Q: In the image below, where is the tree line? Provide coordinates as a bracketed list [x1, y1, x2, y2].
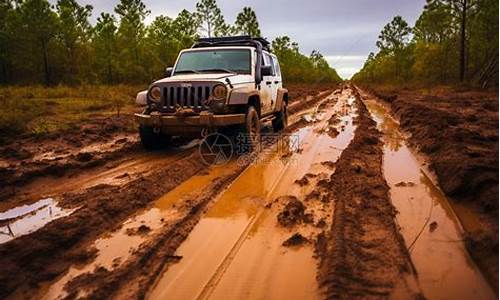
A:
[352, 0, 498, 88]
[0, 0, 341, 86]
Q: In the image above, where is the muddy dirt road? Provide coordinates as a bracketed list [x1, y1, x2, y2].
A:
[0, 85, 496, 300]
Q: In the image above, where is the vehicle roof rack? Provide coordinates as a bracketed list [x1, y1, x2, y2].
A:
[192, 35, 271, 52]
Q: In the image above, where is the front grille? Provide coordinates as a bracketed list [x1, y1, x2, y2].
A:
[160, 83, 213, 112]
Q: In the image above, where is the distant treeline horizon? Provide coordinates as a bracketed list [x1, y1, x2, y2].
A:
[353, 0, 498, 88]
[0, 0, 342, 86]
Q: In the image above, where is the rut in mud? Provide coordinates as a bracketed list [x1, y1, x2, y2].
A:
[317, 88, 421, 299]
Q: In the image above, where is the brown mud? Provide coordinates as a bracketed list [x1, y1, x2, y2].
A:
[318, 87, 422, 299]
[2, 83, 495, 300]
[0, 85, 335, 299]
[366, 85, 499, 291]
[147, 88, 353, 300]
[0, 114, 139, 201]
[0, 150, 206, 299]
[361, 90, 495, 300]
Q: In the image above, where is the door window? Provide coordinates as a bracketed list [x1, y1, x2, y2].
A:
[263, 53, 275, 76]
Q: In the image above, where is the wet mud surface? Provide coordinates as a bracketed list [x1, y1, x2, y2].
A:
[366, 86, 499, 291]
[0, 115, 140, 201]
[0, 85, 336, 299]
[147, 88, 353, 300]
[362, 93, 495, 300]
[0, 83, 496, 300]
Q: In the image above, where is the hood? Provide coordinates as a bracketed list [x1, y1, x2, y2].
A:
[154, 73, 253, 85]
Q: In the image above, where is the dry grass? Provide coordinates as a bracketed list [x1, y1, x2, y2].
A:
[0, 84, 145, 143]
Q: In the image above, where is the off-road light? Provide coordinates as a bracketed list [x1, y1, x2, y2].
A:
[212, 84, 227, 100]
[150, 86, 161, 102]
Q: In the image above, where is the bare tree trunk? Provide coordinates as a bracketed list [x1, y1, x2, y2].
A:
[41, 38, 50, 85]
[459, 0, 467, 81]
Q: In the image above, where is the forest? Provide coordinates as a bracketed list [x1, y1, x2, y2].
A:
[0, 0, 342, 85]
[352, 0, 498, 88]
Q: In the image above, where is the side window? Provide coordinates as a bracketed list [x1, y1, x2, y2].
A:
[272, 56, 281, 77]
[263, 53, 275, 76]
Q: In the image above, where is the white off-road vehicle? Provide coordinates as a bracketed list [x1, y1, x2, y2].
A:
[135, 36, 289, 149]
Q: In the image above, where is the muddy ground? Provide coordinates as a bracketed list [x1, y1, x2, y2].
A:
[0, 83, 496, 300]
[0, 84, 336, 299]
[366, 85, 499, 291]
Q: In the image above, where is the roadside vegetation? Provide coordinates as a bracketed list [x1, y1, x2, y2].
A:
[352, 0, 498, 88]
[0, 0, 341, 143]
[0, 85, 140, 144]
[0, 0, 341, 85]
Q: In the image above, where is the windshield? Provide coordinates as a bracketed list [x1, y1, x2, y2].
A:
[174, 49, 252, 75]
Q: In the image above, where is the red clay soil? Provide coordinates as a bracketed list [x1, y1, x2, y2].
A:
[368, 85, 499, 291]
[318, 87, 422, 299]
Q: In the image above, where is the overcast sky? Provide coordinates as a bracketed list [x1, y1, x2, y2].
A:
[70, 0, 426, 79]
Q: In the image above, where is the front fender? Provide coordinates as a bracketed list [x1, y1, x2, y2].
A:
[228, 85, 259, 105]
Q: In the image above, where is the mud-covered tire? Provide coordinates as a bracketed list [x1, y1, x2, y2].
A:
[239, 106, 261, 151]
[272, 103, 288, 132]
[139, 126, 170, 150]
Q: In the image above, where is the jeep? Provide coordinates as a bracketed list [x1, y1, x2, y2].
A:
[134, 36, 289, 150]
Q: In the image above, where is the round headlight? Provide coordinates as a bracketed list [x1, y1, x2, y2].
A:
[212, 84, 227, 100]
[150, 86, 161, 102]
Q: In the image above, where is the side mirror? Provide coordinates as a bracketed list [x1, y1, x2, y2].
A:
[165, 67, 173, 77]
[261, 65, 273, 77]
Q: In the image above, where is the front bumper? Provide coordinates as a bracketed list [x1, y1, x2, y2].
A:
[134, 111, 245, 134]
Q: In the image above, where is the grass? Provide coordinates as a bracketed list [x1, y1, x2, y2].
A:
[0, 84, 145, 144]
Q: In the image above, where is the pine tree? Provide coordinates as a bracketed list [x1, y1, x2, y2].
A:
[234, 7, 261, 37]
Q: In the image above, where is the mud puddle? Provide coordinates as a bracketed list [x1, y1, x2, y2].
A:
[363, 96, 495, 300]
[37, 159, 239, 300]
[0, 198, 76, 244]
[148, 89, 357, 300]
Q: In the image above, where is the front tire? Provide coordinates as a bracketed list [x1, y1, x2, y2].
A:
[139, 126, 170, 150]
[239, 106, 261, 152]
[272, 102, 288, 132]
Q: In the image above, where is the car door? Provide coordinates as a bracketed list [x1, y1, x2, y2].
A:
[270, 55, 282, 112]
[260, 52, 275, 115]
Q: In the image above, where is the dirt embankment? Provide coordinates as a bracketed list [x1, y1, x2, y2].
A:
[367, 86, 499, 289]
[370, 87, 498, 212]
[318, 87, 422, 299]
